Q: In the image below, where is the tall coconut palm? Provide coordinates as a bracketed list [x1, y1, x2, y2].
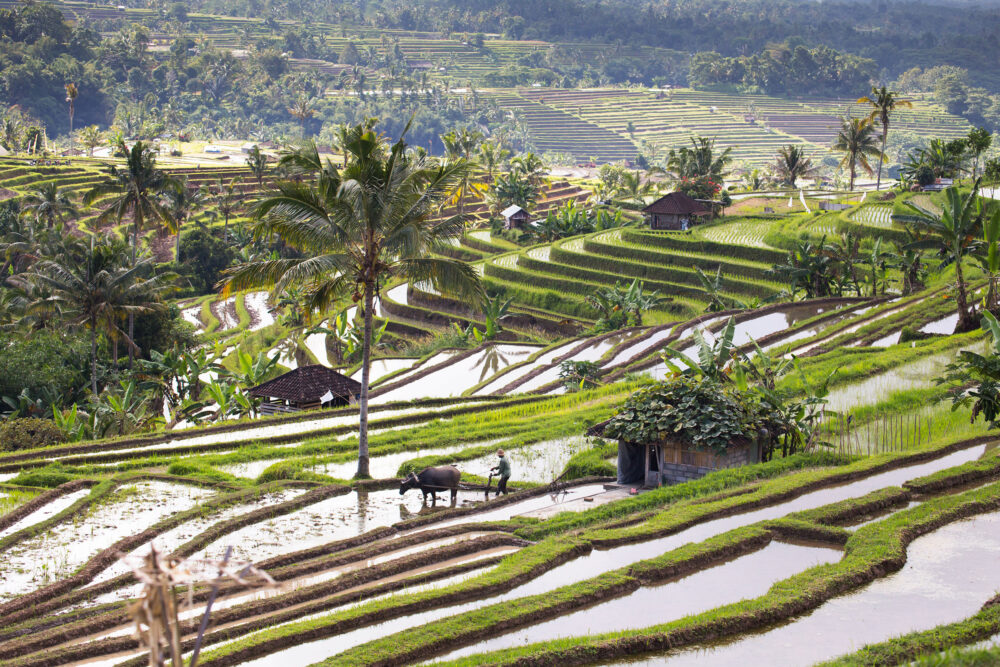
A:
[83, 141, 179, 364]
[76, 125, 103, 157]
[18, 236, 170, 394]
[857, 86, 911, 191]
[164, 178, 210, 261]
[893, 184, 984, 332]
[773, 145, 816, 188]
[21, 182, 78, 228]
[287, 95, 315, 137]
[65, 83, 78, 154]
[441, 127, 484, 217]
[215, 177, 241, 237]
[222, 125, 482, 478]
[831, 117, 883, 191]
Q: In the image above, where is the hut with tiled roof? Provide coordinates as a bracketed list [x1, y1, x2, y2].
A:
[249, 365, 362, 415]
[641, 192, 711, 231]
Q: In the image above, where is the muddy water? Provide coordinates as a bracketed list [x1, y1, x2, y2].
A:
[311, 440, 505, 480]
[91, 489, 307, 589]
[473, 341, 578, 395]
[516, 333, 640, 393]
[458, 436, 596, 483]
[622, 510, 1000, 666]
[600, 328, 678, 370]
[0, 489, 91, 539]
[434, 542, 842, 662]
[303, 325, 330, 367]
[0, 482, 213, 602]
[371, 350, 463, 392]
[374, 345, 542, 402]
[190, 487, 495, 564]
[244, 291, 275, 330]
[222, 448, 986, 665]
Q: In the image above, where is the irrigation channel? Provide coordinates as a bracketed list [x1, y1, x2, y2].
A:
[119, 440, 991, 667]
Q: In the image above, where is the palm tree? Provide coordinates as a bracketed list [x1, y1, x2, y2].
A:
[773, 145, 816, 188]
[244, 147, 269, 190]
[215, 177, 241, 237]
[65, 83, 78, 154]
[666, 136, 733, 180]
[831, 117, 883, 191]
[21, 183, 78, 228]
[857, 86, 911, 191]
[966, 127, 993, 181]
[616, 169, 659, 204]
[76, 125, 103, 157]
[893, 184, 984, 332]
[222, 125, 482, 478]
[478, 141, 509, 183]
[287, 95, 315, 137]
[83, 141, 179, 364]
[164, 179, 210, 261]
[19, 236, 170, 394]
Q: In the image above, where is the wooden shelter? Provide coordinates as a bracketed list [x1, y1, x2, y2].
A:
[500, 204, 531, 230]
[588, 421, 762, 488]
[249, 365, 362, 415]
[641, 192, 711, 231]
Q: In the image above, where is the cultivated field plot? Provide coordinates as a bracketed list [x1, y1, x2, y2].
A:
[490, 88, 971, 166]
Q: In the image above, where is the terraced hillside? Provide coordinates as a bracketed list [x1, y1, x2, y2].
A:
[498, 88, 971, 166]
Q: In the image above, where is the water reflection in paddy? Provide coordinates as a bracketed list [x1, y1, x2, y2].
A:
[241, 447, 987, 665]
[623, 510, 1000, 666]
[374, 344, 541, 402]
[516, 331, 641, 392]
[474, 341, 578, 395]
[435, 541, 842, 662]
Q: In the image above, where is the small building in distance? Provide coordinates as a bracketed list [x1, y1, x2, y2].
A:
[249, 365, 362, 415]
[501, 204, 531, 230]
[641, 192, 712, 231]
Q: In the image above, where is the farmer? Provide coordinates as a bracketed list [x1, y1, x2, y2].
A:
[491, 449, 511, 496]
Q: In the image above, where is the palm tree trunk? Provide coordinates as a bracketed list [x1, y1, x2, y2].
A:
[90, 323, 98, 396]
[175, 222, 181, 263]
[955, 258, 972, 331]
[129, 210, 139, 368]
[849, 161, 856, 192]
[356, 280, 374, 478]
[876, 126, 887, 191]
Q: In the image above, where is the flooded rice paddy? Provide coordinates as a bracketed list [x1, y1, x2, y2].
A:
[627, 510, 1000, 666]
[0, 481, 212, 601]
[434, 541, 842, 662]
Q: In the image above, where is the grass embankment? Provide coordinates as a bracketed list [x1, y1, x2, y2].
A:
[424, 459, 1000, 667]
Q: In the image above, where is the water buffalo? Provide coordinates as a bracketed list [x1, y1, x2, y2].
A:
[400, 465, 461, 504]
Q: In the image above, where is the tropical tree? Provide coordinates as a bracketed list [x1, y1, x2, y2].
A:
[509, 152, 547, 186]
[940, 311, 1000, 428]
[831, 117, 883, 191]
[770, 236, 838, 298]
[16, 237, 171, 394]
[666, 136, 733, 180]
[615, 169, 660, 204]
[215, 177, 241, 237]
[20, 183, 78, 228]
[478, 141, 509, 182]
[856, 86, 912, 190]
[83, 141, 179, 364]
[287, 95, 315, 137]
[76, 125, 103, 157]
[893, 184, 985, 332]
[773, 145, 816, 188]
[695, 266, 739, 312]
[163, 179, 210, 261]
[966, 127, 993, 181]
[441, 128, 485, 219]
[973, 203, 1000, 314]
[222, 125, 483, 478]
[245, 145, 269, 186]
[65, 82, 78, 152]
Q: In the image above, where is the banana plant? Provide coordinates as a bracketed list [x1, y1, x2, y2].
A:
[974, 204, 1000, 314]
[661, 316, 737, 383]
[52, 404, 90, 442]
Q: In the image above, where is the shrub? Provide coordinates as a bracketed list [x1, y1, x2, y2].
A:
[0, 418, 65, 451]
[559, 360, 602, 391]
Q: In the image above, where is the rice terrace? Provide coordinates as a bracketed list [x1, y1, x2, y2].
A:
[5, 0, 1000, 666]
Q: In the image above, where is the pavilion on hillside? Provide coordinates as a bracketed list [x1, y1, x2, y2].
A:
[249, 365, 362, 415]
[641, 192, 712, 231]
